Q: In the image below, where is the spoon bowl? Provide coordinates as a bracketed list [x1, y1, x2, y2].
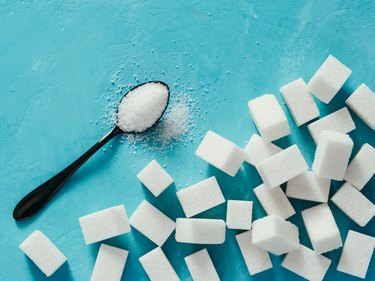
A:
[13, 81, 170, 221]
[116, 80, 170, 133]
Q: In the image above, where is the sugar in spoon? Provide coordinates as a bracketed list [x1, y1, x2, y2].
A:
[13, 81, 170, 221]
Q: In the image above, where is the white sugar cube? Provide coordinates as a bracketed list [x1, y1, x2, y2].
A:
[307, 55, 352, 104]
[184, 249, 220, 281]
[346, 83, 375, 130]
[176, 177, 225, 218]
[256, 144, 308, 188]
[175, 218, 225, 244]
[79, 205, 130, 245]
[280, 78, 320, 126]
[195, 130, 245, 176]
[252, 215, 299, 255]
[226, 200, 253, 230]
[248, 94, 291, 142]
[244, 134, 282, 166]
[139, 247, 180, 281]
[91, 244, 128, 281]
[337, 230, 375, 279]
[344, 143, 375, 190]
[253, 184, 295, 219]
[19, 230, 67, 277]
[236, 230, 273, 275]
[307, 107, 355, 144]
[301, 203, 342, 254]
[137, 160, 174, 197]
[331, 182, 375, 227]
[312, 131, 353, 180]
[129, 200, 175, 246]
[281, 244, 331, 281]
[286, 171, 331, 203]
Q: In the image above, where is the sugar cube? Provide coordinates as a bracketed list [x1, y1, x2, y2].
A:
[344, 143, 375, 190]
[346, 83, 375, 130]
[307, 107, 355, 144]
[244, 134, 282, 166]
[176, 177, 225, 218]
[79, 205, 130, 245]
[281, 244, 331, 281]
[312, 131, 353, 180]
[252, 215, 299, 255]
[137, 160, 174, 197]
[236, 230, 273, 275]
[307, 55, 352, 104]
[286, 171, 331, 203]
[90, 244, 128, 281]
[226, 200, 253, 230]
[337, 230, 375, 279]
[195, 130, 245, 176]
[248, 94, 291, 142]
[253, 184, 295, 219]
[256, 144, 308, 188]
[280, 78, 320, 126]
[301, 203, 342, 254]
[129, 200, 175, 246]
[19, 230, 67, 277]
[175, 218, 226, 244]
[185, 249, 220, 281]
[139, 247, 180, 281]
[331, 182, 375, 227]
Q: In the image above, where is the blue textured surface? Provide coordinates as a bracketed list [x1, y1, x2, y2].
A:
[1, 1, 374, 280]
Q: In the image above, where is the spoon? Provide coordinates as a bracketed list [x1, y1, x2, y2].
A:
[13, 81, 170, 221]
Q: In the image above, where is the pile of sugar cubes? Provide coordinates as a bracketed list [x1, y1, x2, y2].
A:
[19, 54, 374, 280]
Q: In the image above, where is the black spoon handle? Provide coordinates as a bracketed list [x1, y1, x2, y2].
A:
[13, 126, 122, 221]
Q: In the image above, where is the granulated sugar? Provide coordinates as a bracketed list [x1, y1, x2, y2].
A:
[125, 92, 200, 153]
[157, 102, 190, 140]
[117, 82, 169, 133]
[98, 66, 201, 154]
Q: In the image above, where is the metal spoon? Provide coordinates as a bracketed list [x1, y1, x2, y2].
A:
[13, 81, 170, 221]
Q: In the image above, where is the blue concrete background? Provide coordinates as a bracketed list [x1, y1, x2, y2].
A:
[0, 0, 374, 280]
